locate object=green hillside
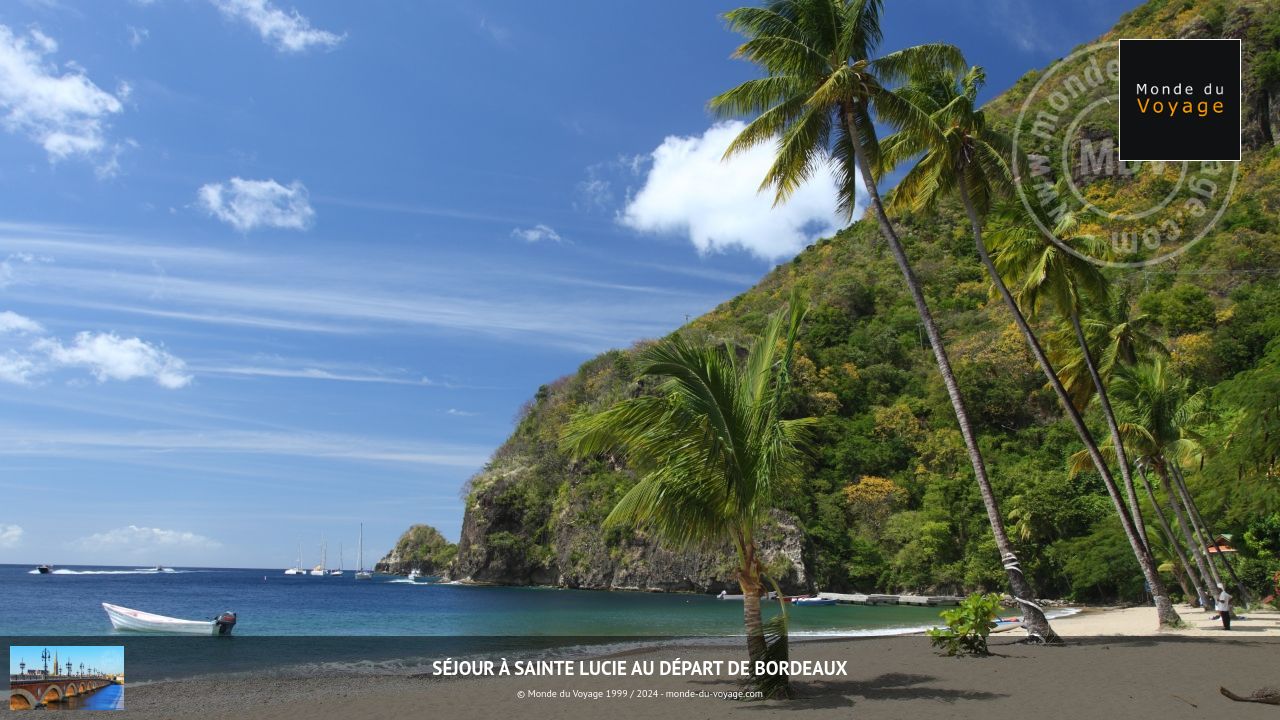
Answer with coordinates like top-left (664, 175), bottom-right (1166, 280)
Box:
top-left (446, 0), bottom-right (1280, 603)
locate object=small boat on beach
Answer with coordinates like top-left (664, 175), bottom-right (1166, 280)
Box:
top-left (102, 602), bottom-right (237, 635)
top-left (35, 564), bottom-right (51, 574)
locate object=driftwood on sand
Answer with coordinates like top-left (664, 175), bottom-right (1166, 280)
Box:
top-left (1221, 686), bottom-right (1280, 705)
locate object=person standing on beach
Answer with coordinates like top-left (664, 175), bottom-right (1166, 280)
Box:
top-left (1215, 583), bottom-right (1232, 630)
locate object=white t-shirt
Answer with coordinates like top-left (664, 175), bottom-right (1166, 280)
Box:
top-left (1216, 590), bottom-right (1232, 612)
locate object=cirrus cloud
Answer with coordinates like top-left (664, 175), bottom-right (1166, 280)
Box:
top-left (620, 121), bottom-right (855, 260)
top-left (197, 177), bottom-right (315, 232)
top-left (73, 525), bottom-right (221, 553)
top-left (511, 223), bottom-right (563, 243)
top-left (210, 0), bottom-right (344, 53)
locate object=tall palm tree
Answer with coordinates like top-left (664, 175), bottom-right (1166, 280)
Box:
top-left (561, 299), bottom-right (814, 699)
top-left (1108, 363), bottom-right (1250, 602)
top-left (1136, 460), bottom-right (1210, 607)
top-left (878, 64), bottom-right (1180, 627)
top-left (1085, 360), bottom-right (1218, 605)
top-left (709, 0), bottom-right (1060, 643)
top-left (987, 206), bottom-right (1151, 551)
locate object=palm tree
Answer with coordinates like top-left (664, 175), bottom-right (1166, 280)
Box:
top-left (1135, 459), bottom-right (1210, 607)
top-left (987, 205), bottom-right (1152, 551)
top-left (561, 299), bottom-right (814, 698)
top-left (709, 0), bottom-right (1060, 642)
top-left (1104, 361), bottom-right (1250, 602)
top-left (878, 64), bottom-right (1181, 627)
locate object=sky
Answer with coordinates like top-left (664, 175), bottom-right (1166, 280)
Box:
top-left (10, 645), bottom-right (124, 675)
top-left (0, 0), bottom-right (1139, 568)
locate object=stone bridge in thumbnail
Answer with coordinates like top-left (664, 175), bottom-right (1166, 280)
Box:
top-left (8, 675), bottom-right (118, 710)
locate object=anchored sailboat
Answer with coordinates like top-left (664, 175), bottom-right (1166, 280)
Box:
top-left (309, 539), bottom-right (327, 576)
top-left (355, 523), bottom-right (372, 580)
top-left (329, 544), bottom-right (344, 576)
top-left (283, 543), bottom-right (305, 575)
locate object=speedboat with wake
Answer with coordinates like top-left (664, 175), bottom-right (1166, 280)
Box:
top-left (102, 603), bottom-right (237, 635)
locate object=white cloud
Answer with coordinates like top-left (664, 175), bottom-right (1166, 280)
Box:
top-left (0, 24), bottom-right (125, 166)
top-left (35, 331), bottom-right (192, 388)
top-left (446, 408), bottom-right (478, 417)
top-left (511, 223), bottom-right (563, 243)
top-left (620, 120), bottom-right (853, 260)
top-left (73, 525), bottom-right (221, 553)
top-left (0, 353), bottom-right (38, 385)
top-left (127, 26), bottom-right (149, 49)
top-left (0, 524), bottom-right (22, 548)
top-left (197, 177), bottom-right (315, 231)
top-left (210, 0), bottom-right (344, 53)
top-left (0, 310), bottom-right (42, 334)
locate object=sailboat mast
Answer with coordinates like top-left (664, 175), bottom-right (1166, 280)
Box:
top-left (359, 523), bottom-right (364, 572)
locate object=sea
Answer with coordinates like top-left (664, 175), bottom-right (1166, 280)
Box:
top-left (2, 564), bottom-right (1073, 683)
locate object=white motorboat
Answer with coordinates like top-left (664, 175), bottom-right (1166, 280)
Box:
top-left (102, 603), bottom-right (237, 635)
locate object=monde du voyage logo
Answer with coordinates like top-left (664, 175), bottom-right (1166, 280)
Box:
top-left (1119, 38), bottom-right (1242, 162)
top-left (1013, 38), bottom-right (1242, 268)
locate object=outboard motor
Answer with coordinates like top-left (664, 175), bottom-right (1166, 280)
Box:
top-left (214, 611), bottom-right (237, 636)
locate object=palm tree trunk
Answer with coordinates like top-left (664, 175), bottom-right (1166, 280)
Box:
top-left (1168, 464), bottom-right (1248, 601)
top-left (957, 175), bottom-right (1180, 628)
top-left (1172, 463), bottom-right (1249, 602)
top-left (738, 537), bottom-right (768, 662)
top-left (1068, 307), bottom-right (1149, 551)
top-left (1138, 464), bottom-right (1208, 607)
top-left (1155, 460), bottom-right (1215, 608)
top-left (1167, 464), bottom-right (1222, 589)
top-left (843, 107), bottom-right (1059, 643)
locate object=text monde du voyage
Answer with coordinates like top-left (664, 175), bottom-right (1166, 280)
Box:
top-left (1133, 82), bottom-right (1230, 118)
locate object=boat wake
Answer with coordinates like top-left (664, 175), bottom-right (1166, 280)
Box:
top-left (28, 568), bottom-right (201, 575)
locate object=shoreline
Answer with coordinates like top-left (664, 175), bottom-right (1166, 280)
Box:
top-left (114, 604), bottom-right (1280, 719)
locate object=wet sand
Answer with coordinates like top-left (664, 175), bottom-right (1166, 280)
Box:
top-left (119, 604), bottom-right (1280, 720)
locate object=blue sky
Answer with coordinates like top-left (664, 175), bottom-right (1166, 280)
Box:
top-left (10, 645), bottom-right (124, 675)
top-left (0, 0), bottom-right (1138, 568)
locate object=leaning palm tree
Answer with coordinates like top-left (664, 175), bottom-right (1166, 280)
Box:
top-left (561, 299), bottom-right (815, 699)
top-left (987, 204), bottom-right (1152, 551)
top-left (709, 0), bottom-right (1060, 642)
top-left (878, 64), bottom-right (1180, 626)
top-left (1102, 360), bottom-right (1248, 603)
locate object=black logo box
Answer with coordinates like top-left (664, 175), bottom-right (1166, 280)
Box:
top-left (1119, 38), bottom-right (1241, 162)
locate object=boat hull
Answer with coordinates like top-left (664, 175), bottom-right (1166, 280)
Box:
top-left (102, 603), bottom-right (221, 635)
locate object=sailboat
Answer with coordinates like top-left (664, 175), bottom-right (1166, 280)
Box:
top-left (329, 544), bottom-right (344, 576)
top-left (309, 539), bottom-right (327, 576)
top-left (284, 543), bottom-right (305, 575)
top-left (355, 523), bottom-right (372, 580)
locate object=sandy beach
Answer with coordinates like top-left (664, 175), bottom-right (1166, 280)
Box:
top-left (117, 604), bottom-right (1280, 720)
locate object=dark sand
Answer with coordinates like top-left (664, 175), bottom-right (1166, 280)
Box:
top-left (119, 634), bottom-right (1280, 720)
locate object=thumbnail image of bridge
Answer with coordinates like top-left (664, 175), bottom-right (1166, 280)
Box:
top-left (9, 673), bottom-right (122, 710)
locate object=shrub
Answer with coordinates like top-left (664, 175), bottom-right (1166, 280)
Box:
top-left (928, 592), bottom-right (1002, 656)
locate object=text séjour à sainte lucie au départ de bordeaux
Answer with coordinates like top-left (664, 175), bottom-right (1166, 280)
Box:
top-left (1134, 83), bottom-right (1229, 117)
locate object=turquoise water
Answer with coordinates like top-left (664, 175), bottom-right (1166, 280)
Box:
top-left (2, 564), bottom-right (946, 637)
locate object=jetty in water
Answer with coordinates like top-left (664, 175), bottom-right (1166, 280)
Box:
top-left (816, 592), bottom-right (962, 606)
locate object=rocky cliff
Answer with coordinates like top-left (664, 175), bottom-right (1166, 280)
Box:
top-left (375, 524), bottom-right (457, 576)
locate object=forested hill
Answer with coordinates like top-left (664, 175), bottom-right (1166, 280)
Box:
top-left (443, 0), bottom-right (1280, 601)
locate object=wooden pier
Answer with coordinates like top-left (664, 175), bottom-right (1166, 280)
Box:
top-left (817, 592), bottom-right (962, 607)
